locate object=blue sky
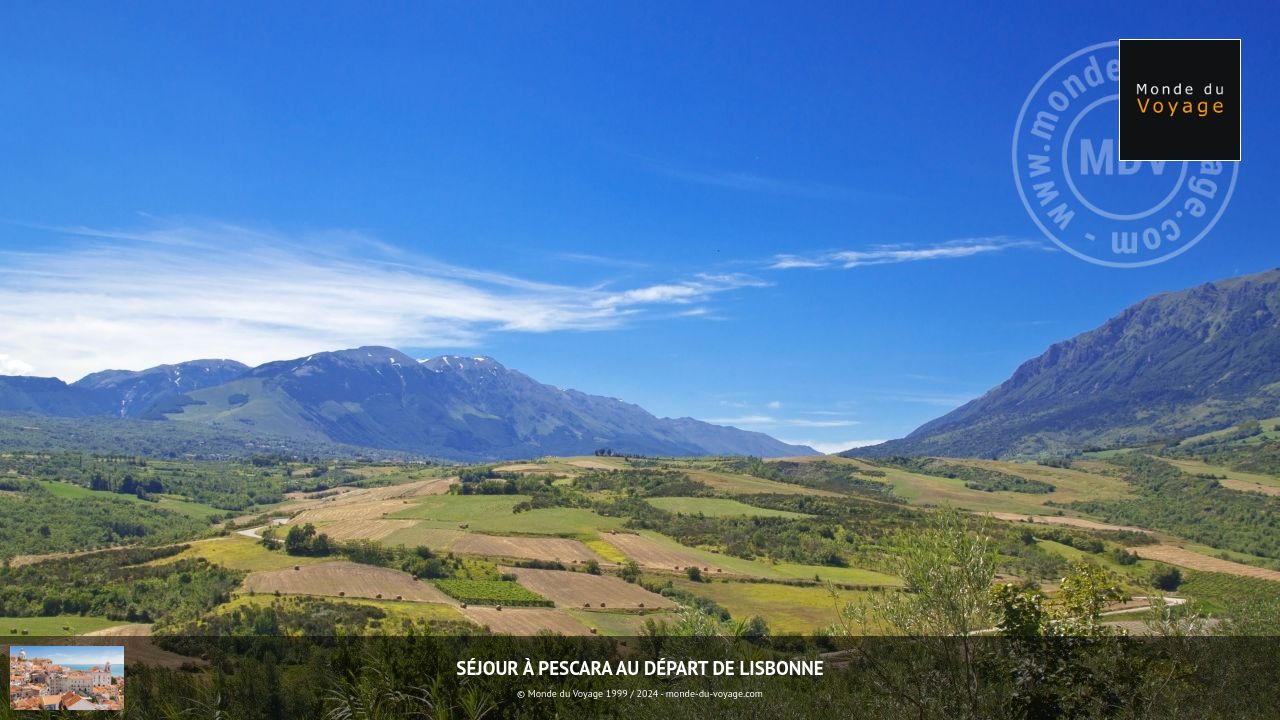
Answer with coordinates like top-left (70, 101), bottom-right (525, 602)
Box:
top-left (11, 646), bottom-right (124, 669)
top-left (0, 3), bottom-right (1275, 452)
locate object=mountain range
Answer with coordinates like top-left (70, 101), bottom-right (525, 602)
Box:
top-left (852, 268), bottom-right (1280, 458)
top-left (0, 348), bottom-right (813, 460)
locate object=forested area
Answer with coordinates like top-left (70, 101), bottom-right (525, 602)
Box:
top-left (0, 480), bottom-right (211, 558)
top-left (1072, 454), bottom-right (1280, 559)
top-left (0, 546), bottom-right (242, 625)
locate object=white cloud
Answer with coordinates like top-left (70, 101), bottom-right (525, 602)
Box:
top-left (765, 400), bottom-right (782, 409)
top-left (769, 237), bottom-right (1042, 270)
top-left (0, 222), bottom-right (765, 381)
top-left (780, 438), bottom-right (887, 455)
top-left (0, 354), bottom-right (33, 374)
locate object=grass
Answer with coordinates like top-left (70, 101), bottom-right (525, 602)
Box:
top-left (387, 494), bottom-right (624, 536)
top-left (565, 609), bottom-right (677, 636)
top-left (1178, 416), bottom-right (1280, 446)
top-left (37, 480), bottom-right (224, 520)
top-left (1035, 540), bottom-right (1156, 588)
top-left (1178, 541), bottom-right (1278, 570)
top-left (1162, 457), bottom-right (1280, 491)
top-left (628, 530), bottom-right (900, 586)
top-left (669, 578), bottom-right (867, 634)
top-left (380, 526), bottom-right (462, 550)
top-left (155, 535), bottom-right (328, 572)
top-left (153, 494), bottom-right (229, 520)
top-left (686, 469), bottom-right (839, 497)
top-left (216, 594), bottom-right (470, 627)
top-left (842, 459), bottom-right (1132, 517)
top-left (0, 615), bottom-right (128, 636)
top-left (433, 579), bottom-right (554, 607)
top-left (584, 537), bottom-right (627, 563)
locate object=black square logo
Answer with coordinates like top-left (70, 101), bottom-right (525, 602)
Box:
top-left (1119, 39), bottom-right (1240, 161)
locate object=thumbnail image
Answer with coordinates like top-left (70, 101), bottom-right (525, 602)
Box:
top-left (7, 646), bottom-right (124, 712)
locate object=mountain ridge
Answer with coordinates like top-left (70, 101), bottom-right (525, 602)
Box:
top-left (850, 268), bottom-right (1280, 458)
top-left (0, 347), bottom-right (812, 460)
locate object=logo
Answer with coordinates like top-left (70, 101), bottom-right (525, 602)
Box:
top-left (1012, 41), bottom-right (1238, 268)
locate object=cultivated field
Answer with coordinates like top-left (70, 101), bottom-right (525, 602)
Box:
top-left (1129, 545), bottom-right (1280, 582)
top-left (603, 532), bottom-right (899, 586)
top-left (566, 609), bottom-right (678, 636)
top-left (387, 494), bottom-right (625, 535)
top-left (459, 606), bottom-right (593, 635)
top-left (158, 536), bottom-right (329, 572)
top-left (670, 579), bottom-right (868, 635)
top-left (1162, 457), bottom-right (1280, 496)
top-left (218, 594), bottom-right (469, 628)
top-left (243, 560), bottom-right (456, 602)
top-left (309, 518), bottom-right (417, 542)
top-left (357, 477), bottom-right (458, 500)
top-left (291, 499), bottom-right (417, 524)
top-left (0, 615), bottom-right (126, 636)
top-left (282, 478), bottom-right (458, 525)
top-left (831, 457), bottom-right (1134, 516)
top-left (603, 532), bottom-right (727, 573)
top-left (433, 579), bottom-right (552, 606)
top-left (85, 624), bottom-right (153, 637)
top-left (382, 525), bottom-right (462, 549)
top-left (564, 457), bottom-right (629, 470)
top-left (688, 469), bottom-right (838, 496)
top-left (503, 567), bottom-right (676, 609)
top-left (451, 533), bottom-right (603, 563)
top-left (986, 512), bottom-right (1149, 534)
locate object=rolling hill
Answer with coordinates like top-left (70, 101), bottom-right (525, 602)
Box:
top-left (0, 348), bottom-right (812, 460)
top-left (853, 268), bottom-right (1280, 458)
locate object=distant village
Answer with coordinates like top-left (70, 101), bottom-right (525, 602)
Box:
top-left (8, 648), bottom-right (124, 711)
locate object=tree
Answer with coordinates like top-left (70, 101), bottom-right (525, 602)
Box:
top-left (285, 524), bottom-right (317, 555)
top-left (619, 559), bottom-right (641, 584)
top-left (833, 507), bottom-right (996, 718)
top-left (1149, 564), bottom-right (1183, 591)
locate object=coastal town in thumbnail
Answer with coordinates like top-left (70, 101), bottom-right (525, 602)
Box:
top-left (8, 646), bottom-right (124, 711)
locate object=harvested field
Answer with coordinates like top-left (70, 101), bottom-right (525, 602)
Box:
top-left (459, 607), bottom-right (592, 635)
top-left (566, 610), bottom-right (677, 636)
top-left (986, 512), bottom-right (1149, 534)
top-left (291, 499), bottom-right (410, 523)
top-left (86, 623), bottom-right (153, 637)
top-left (382, 525), bottom-right (462, 549)
top-left (243, 560), bottom-right (456, 602)
top-left (284, 486), bottom-right (360, 500)
top-left (452, 534), bottom-right (604, 563)
top-left (313, 518), bottom-right (417, 542)
top-left (504, 567), bottom-right (676, 610)
top-left (358, 478), bottom-right (457, 500)
top-left (494, 463), bottom-right (546, 473)
top-left (9, 549), bottom-right (91, 568)
top-left (1128, 545), bottom-right (1280, 582)
top-left (688, 470), bottom-right (838, 497)
top-left (284, 479), bottom-right (458, 525)
top-left (603, 532), bottom-right (726, 573)
top-left (565, 458), bottom-right (625, 470)
top-left (1220, 480), bottom-right (1280, 497)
